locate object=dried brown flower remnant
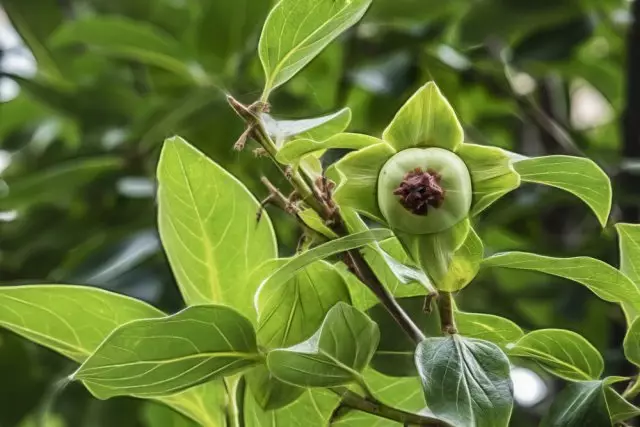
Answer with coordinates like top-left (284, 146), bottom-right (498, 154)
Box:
top-left (393, 168), bottom-right (445, 215)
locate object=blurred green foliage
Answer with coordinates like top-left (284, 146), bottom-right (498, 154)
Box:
top-left (0, 0), bottom-right (637, 425)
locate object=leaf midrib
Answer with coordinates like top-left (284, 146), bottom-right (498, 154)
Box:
top-left (174, 145), bottom-right (221, 302)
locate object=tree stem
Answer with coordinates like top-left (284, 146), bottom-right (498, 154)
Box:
top-left (331, 387), bottom-right (448, 426)
top-left (438, 292), bottom-right (457, 335)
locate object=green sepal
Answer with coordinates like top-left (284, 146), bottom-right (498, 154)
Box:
top-left (457, 143), bottom-right (521, 215)
top-left (383, 82), bottom-right (463, 152)
top-left (327, 141), bottom-right (395, 223)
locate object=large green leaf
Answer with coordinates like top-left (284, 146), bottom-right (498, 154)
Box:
top-left (259, 0), bottom-right (372, 97)
top-left (483, 252), bottom-right (640, 320)
top-left (541, 381), bottom-right (610, 427)
top-left (276, 133), bottom-right (378, 164)
top-left (75, 305), bottom-right (261, 398)
top-left (616, 223), bottom-right (640, 286)
top-left (508, 329), bottom-right (604, 381)
top-left (624, 317), bottom-right (640, 367)
top-left (1, 158), bottom-right (122, 210)
top-left (157, 136), bottom-right (277, 319)
top-left (267, 302), bottom-right (379, 387)
top-left (263, 108), bottom-right (352, 145)
top-left (256, 260), bottom-right (351, 349)
top-left (332, 369), bottom-right (425, 426)
top-left (456, 311), bottom-right (524, 349)
top-left (257, 229), bottom-right (393, 295)
top-left (456, 144), bottom-right (521, 215)
top-left (415, 336), bottom-right (513, 427)
top-left (0, 285), bottom-right (225, 426)
top-left (0, 285), bottom-right (162, 361)
top-left (513, 155), bottom-right (612, 227)
top-left (51, 17), bottom-right (204, 83)
top-left (328, 142), bottom-right (396, 222)
top-left (383, 82), bottom-right (464, 152)
top-left (244, 387), bottom-right (339, 427)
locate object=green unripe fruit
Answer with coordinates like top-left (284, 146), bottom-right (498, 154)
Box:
top-left (377, 147), bottom-right (472, 234)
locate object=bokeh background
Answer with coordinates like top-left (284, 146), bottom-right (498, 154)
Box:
top-left (0, 0), bottom-right (639, 425)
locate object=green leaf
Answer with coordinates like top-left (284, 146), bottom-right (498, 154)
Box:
top-left (257, 229), bottom-right (393, 295)
top-left (328, 142), bottom-right (396, 223)
top-left (367, 297), bottom-right (440, 377)
top-left (456, 311), bottom-right (524, 349)
top-left (158, 383), bottom-right (227, 427)
top-left (157, 136), bottom-right (277, 319)
top-left (383, 82), bottom-right (464, 152)
top-left (398, 219), bottom-right (475, 290)
top-left (262, 108), bottom-right (352, 145)
top-left (1, 158), bottom-right (122, 210)
top-left (51, 17), bottom-right (205, 83)
top-left (508, 329), bottom-right (604, 381)
top-left (244, 387), bottom-right (340, 427)
top-left (256, 260), bottom-right (351, 348)
top-left (276, 133), bottom-right (379, 164)
top-left (259, 0), bottom-right (372, 97)
top-left (482, 252), bottom-right (640, 321)
top-left (74, 305), bottom-right (261, 398)
top-left (513, 155), bottom-right (612, 227)
top-left (616, 223), bottom-right (640, 286)
top-left (415, 335), bottom-right (513, 427)
top-left (0, 285), bottom-right (224, 426)
top-left (0, 285), bottom-right (162, 362)
top-left (624, 317), bottom-right (640, 367)
top-left (142, 402), bottom-right (198, 427)
top-left (457, 144), bottom-right (521, 215)
top-left (267, 302), bottom-right (379, 387)
top-left (605, 387), bottom-right (640, 423)
top-left (245, 365), bottom-right (304, 410)
top-left (541, 381), bottom-right (610, 427)
top-left (298, 208), bottom-right (339, 239)
top-left (332, 369), bottom-right (425, 426)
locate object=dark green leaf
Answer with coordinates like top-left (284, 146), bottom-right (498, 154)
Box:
top-left (541, 381), bottom-right (610, 427)
top-left (415, 335), bottom-right (513, 427)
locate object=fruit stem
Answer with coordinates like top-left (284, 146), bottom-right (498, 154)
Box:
top-left (438, 292), bottom-right (457, 335)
